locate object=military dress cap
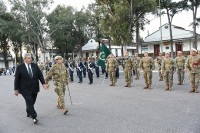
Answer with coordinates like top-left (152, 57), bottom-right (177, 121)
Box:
top-left (55, 56), bottom-right (63, 60)
top-left (191, 48), bottom-right (197, 52)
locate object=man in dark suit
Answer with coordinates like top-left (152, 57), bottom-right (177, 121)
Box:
top-left (14, 53), bottom-right (48, 124)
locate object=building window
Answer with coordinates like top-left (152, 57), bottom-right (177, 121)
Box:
top-left (142, 45), bottom-right (148, 51)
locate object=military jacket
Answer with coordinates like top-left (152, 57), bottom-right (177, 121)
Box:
top-left (45, 63), bottom-right (69, 84)
top-left (106, 58), bottom-right (118, 72)
top-left (175, 56), bottom-right (185, 69)
top-left (133, 57), bottom-right (141, 68)
top-left (140, 57), bottom-right (155, 71)
top-left (162, 58), bottom-right (175, 71)
top-left (186, 55), bottom-right (200, 73)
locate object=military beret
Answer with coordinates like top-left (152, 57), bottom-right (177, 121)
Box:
top-left (191, 48), bottom-right (197, 53)
top-left (55, 56), bottom-right (63, 60)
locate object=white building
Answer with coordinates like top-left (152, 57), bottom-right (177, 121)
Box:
top-left (82, 39), bottom-right (136, 58)
top-left (139, 23), bottom-right (200, 56)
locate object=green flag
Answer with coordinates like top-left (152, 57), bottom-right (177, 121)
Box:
top-left (97, 44), bottom-right (111, 68)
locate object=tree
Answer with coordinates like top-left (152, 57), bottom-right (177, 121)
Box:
top-left (159, 0), bottom-right (185, 58)
top-left (96, 0), bottom-right (156, 53)
top-left (182, 0), bottom-right (200, 49)
top-left (9, 0), bottom-right (53, 62)
top-left (0, 1), bottom-right (14, 68)
top-left (47, 5), bottom-right (94, 58)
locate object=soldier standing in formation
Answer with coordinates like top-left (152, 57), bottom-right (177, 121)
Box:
top-left (77, 58), bottom-right (83, 83)
top-left (69, 62), bottom-right (74, 82)
top-left (186, 48), bottom-right (200, 93)
top-left (106, 54), bottom-right (118, 86)
top-left (119, 51), bottom-right (133, 87)
top-left (175, 51), bottom-right (186, 85)
top-left (87, 58), bottom-right (94, 84)
top-left (161, 53), bottom-right (175, 91)
top-left (45, 56), bottom-right (69, 115)
top-left (156, 52), bottom-right (164, 81)
top-left (140, 52), bottom-right (155, 89)
top-left (132, 53), bottom-right (141, 80)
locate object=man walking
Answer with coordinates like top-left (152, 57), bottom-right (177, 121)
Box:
top-left (14, 53), bottom-right (47, 124)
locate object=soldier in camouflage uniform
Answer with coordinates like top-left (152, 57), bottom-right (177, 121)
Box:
top-left (118, 51), bottom-right (133, 87)
top-left (140, 52), bottom-right (155, 89)
top-left (175, 51), bottom-right (186, 85)
top-left (132, 53), bottom-right (141, 80)
top-left (45, 56), bottom-right (69, 115)
top-left (161, 53), bottom-right (175, 91)
top-left (106, 54), bottom-right (118, 86)
top-left (186, 48), bottom-right (200, 93)
top-left (156, 52), bottom-right (164, 81)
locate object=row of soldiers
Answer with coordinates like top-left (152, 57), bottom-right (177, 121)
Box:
top-left (106, 48), bottom-right (200, 93)
top-left (40, 48), bottom-right (200, 94)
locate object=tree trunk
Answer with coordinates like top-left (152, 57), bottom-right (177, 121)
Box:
top-left (136, 20), bottom-right (140, 53)
top-left (166, 9), bottom-right (174, 58)
top-left (192, 3), bottom-right (198, 49)
top-left (2, 35), bottom-right (9, 69)
top-left (19, 43), bottom-right (23, 63)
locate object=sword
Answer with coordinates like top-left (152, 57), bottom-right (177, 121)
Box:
top-left (67, 85), bottom-right (73, 105)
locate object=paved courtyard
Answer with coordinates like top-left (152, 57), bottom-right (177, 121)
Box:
top-left (0, 71), bottom-right (200, 133)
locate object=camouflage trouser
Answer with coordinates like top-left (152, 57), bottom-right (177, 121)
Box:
top-left (143, 70), bottom-right (152, 86)
top-left (164, 70), bottom-right (173, 87)
top-left (177, 69), bottom-right (184, 83)
top-left (189, 73), bottom-right (200, 88)
top-left (133, 67), bottom-right (140, 78)
top-left (124, 70), bottom-right (132, 85)
top-left (54, 82), bottom-right (66, 109)
top-left (158, 67), bottom-right (163, 80)
top-left (109, 71), bottom-right (117, 84)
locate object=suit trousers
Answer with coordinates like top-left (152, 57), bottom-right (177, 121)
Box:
top-left (22, 93), bottom-right (38, 119)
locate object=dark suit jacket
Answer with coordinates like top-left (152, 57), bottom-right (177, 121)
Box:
top-left (14, 63), bottom-right (45, 95)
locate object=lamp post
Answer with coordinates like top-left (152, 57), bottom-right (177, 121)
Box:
top-left (159, 0), bottom-right (163, 53)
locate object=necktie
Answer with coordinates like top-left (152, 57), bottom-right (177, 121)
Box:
top-left (28, 64), bottom-right (33, 78)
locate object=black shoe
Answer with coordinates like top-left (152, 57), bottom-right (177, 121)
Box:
top-left (27, 114), bottom-right (32, 118)
top-left (33, 119), bottom-right (38, 124)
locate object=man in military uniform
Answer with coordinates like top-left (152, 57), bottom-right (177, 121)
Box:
top-left (186, 48), bottom-right (200, 93)
top-left (77, 58), bottom-right (84, 83)
top-left (156, 52), bottom-right (164, 81)
top-left (140, 52), bottom-right (155, 89)
top-left (106, 54), bottom-right (118, 86)
top-left (175, 51), bottom-right (186, 85)
top-left (45, 56), bottom-right (69, 115)
top-left (161, 53), bottom-right (175, 91)
top-left (83, 58), bottom-right (87, 78)
top-left (132, 53), bottom-right (141, 80)
top-left (118, 51), bottom-right (133, 87)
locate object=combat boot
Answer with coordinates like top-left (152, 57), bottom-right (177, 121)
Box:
top-left (195, 87), bottom-right (199, 93)
top-left (169, 86), bottom-right (172, 91)
top-left (143, 85), bottom-right (148, 89)
top-left (112, 82), bottom-right (116, 86)
top-left (148, 84), bottom-right (152, 89)
top-left (124, 84), bottom-right (128, 87)
top-left (110, 84), bottom-right (113, 86)
top-left (165, 86), bottom-right (169, 91)
top-left (177, 82), bottom-right (181, 85)
top-left (189, 87), bottom-right (195, 93)
top-left (128, 83), bottom-right (131, 88)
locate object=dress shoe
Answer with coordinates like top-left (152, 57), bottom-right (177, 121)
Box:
top-left (27, 114), bottom-right (32, 118)
top-left (33, 119), bottom-right (38, 124)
